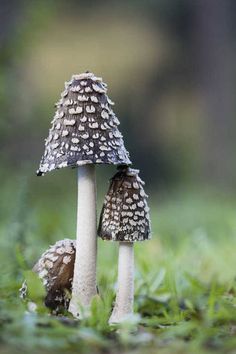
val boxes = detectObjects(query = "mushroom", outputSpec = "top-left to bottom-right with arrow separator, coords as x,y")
36,72 -> 131,317
20,239 -> 76,313
98,166 -> 151,323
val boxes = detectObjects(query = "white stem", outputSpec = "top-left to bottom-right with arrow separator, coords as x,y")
69,165 -> 97,317
109,242 -> 134,324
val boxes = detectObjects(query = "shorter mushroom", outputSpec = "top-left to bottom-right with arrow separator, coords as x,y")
98,166 -> 151,323
20,239 -> 76,313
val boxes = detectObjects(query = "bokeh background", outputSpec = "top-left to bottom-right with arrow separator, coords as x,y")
2,0 -> 236,191
1,1 -> 236,352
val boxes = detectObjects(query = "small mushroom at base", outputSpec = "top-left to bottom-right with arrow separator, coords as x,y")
98,166 -> 151,323
20,239 -> 76,314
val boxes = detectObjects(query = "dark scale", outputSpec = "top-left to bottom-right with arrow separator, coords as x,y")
37,73 -> 131,176
98,166 -> 151,242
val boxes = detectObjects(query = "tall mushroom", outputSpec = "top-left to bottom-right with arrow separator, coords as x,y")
98,166 -> 151,323
37,72 -> 131,317
20,239 -> 76,313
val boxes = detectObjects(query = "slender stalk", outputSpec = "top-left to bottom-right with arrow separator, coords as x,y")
109,242 -> 134,324
69,165 -> 97,317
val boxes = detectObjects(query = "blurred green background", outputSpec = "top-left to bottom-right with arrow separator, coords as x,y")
1,1 -> 236,353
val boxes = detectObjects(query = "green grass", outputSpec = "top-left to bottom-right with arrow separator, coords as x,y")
0,170 -> 236,354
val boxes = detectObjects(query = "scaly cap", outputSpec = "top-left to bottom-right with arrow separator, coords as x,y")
37,72 -> 131,175
98,166 -> 151,242
33,239 -> 76,311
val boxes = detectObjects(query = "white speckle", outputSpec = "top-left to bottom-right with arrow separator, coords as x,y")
131,204 -> 137,210
85,87 -> 93,93
65,143 -> 69,149
58,161 -> 68,168
101,136 -> 106,141
100,145 -> 110,151
78,124 -> 85,131
91,95 -> 98,103
89,142 -> 94,147
56,247 -> 65,254
53,133 -> 59,140
83,144 -> 89,150
92,83 -> 105,93
80,80 -> 87,86
45,260 -> 53,269
61,90 -> 68,98
107,97 -> 115,105
100,152 -> 105,157
92,133 -> 99,139
86,105 -> 96,113
64,99 -> 74,106
101,123 -> 108,130
51,143 -> 59,149
62,130 -> 69,137
126,198 -> 133,204
114,131 -> 122,138
71,85 -> 81,92
108,132 -> 113,139
101,110 -> 109,119
140,189 -> 145,197
55,111 -> 64,119
63,255 -> 71,264
72,137 -> 79,143
69,106 -> 83,114
64,245 -> 74,254
80,116 -> 87,123
133,182 -> 139,189
78,94 -> 89,102
89,122 -> 99,129
113,116 -> 120,125
70,146 -> 79,151
47,254 -> 59,262
64,119 -> 76,126
133,194 -> 139,200
81,133 -> 89,139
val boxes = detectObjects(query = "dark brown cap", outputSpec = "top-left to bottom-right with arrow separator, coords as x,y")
37,72 -> 131,176
33,239 -> 76,311
98,166 -> 151,242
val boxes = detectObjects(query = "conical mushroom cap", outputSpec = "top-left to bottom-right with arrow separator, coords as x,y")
98,167 -> 151,242
33,239 -> 76,311
37,72 -> 131,175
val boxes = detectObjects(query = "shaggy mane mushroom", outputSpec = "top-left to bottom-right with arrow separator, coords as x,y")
98,166 -> 151,323
36,72 -> 131,317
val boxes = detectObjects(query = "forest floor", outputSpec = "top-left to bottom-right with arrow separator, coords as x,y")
0,177 -> 236,354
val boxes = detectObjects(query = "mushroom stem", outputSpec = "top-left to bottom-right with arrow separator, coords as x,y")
109,242 -> 134,324
69,165 -> 97,317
